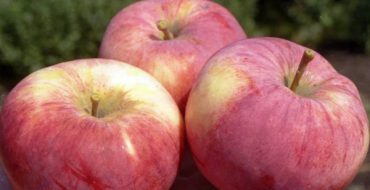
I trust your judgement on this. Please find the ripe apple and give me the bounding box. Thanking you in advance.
[99,0,246,111]
[0,59,183,189]
[185,37,369,189]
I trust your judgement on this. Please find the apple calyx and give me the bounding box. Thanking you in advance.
[289,49,315,92]
[90,93,100,117]
[156,20,174,40]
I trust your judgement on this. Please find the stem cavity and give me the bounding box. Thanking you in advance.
[90,93,100,117]
[156,20,174,40]
[289,49,315,92]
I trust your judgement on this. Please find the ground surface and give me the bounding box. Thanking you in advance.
[0,51,369,189]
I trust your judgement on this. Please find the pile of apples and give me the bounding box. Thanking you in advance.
[0,0,368,189]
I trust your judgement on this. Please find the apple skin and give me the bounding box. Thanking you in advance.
[0,59,183,190]
[99,0,246,111]
[185,37,369,190]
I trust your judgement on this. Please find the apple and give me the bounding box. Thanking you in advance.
[185,37,369,189]
[99,0,246,111]
[0,59,183,189]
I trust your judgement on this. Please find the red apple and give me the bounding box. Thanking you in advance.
[185,37,369,189]
[0,59,183,189]
[99,0,246,111]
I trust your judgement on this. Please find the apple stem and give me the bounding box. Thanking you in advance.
[289,49,315,92]
[156,20,174,40]
[90,93,100,117]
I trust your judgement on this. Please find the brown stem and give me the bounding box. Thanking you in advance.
[90,94,100,117]
[290,49,315,92]
[156,20,174,40]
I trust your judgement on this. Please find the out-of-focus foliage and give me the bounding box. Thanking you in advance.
[0,0,369,78]
[0,0,133,76]
[363,95,370,119]
[216,0,370,51]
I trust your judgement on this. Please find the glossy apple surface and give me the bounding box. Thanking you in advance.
[0,59,183,189]
[99,0,246,110]
[186,37,369,190]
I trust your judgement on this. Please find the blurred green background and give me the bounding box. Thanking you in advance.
[0,0,369,79]
[0,0,369,189]
[1,0,369,114]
